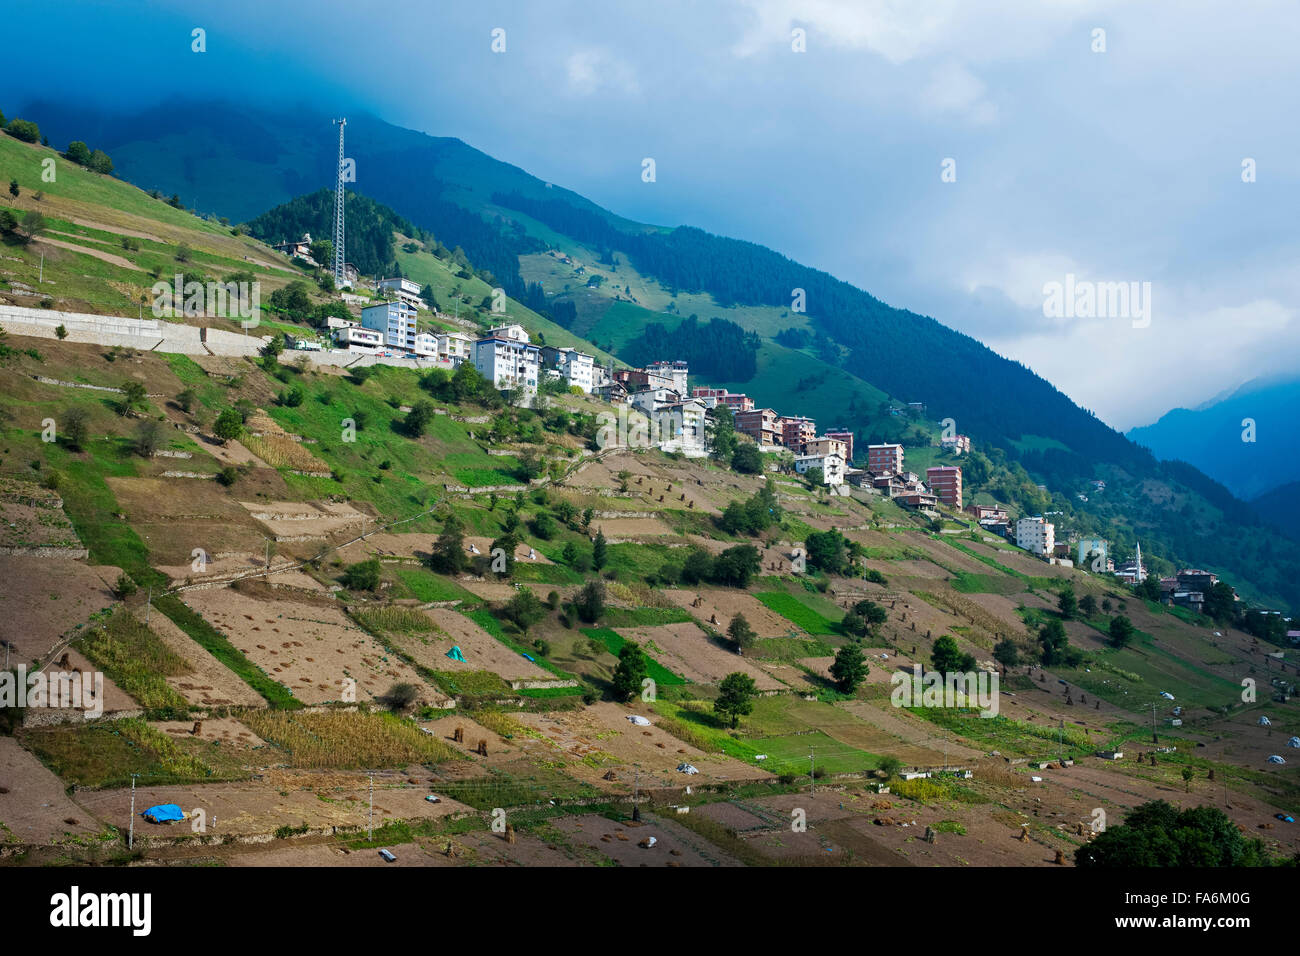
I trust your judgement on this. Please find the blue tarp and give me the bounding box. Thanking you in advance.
[141,804,185,824]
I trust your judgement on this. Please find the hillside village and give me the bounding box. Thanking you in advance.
[0,111,1297,872]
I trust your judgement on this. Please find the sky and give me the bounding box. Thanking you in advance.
[7,0,1300,430]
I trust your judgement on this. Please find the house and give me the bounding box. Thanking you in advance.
[967,503,1009,523]
[779,416,817,454]
[1176,569,1218,593]
[898,490,939,511]
[653,399,708,458]
[925,465,963,510]
[1287,630,1300,645]
[273,232,317,264]
[1113,543,1148,585]
[540,346,597,393]
[474,334,541,394]
[412,331,439,357]
[485,323,530,344]
[795,452,846,486]
[360,301,419,351]
[867,443,905,475]
[375,276,423,312]
[333,325,383,350]
[1015,516,1055,556]
[940,433,971,455]
[645,360,688,396]
[436,331,473,366]
[824,429,854,463]
[734,407,781,448]
[805,436,849,460]
[593,381,628,404]
[629,386,681,415]
[1077,537,1109,570]
[691,387,753,412]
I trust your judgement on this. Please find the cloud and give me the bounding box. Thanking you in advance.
[565,48,639,96]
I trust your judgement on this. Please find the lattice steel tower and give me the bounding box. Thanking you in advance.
[331,117,347,287]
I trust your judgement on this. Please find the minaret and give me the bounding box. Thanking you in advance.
[1135,541,1144,582]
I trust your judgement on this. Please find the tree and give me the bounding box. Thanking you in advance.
[341,558,381,591]
[710,544,761,587]
[707,404,737,463]
[1108,614,1136,649]
[1039,618,1069,664]
[113,573,137,599]
[830,643,869,693]
[54,324,67,340]
[1079,594,1098,617]
[681,547,713,584]
[592,528,607,570]
[429,514,468,574]
[731,442,763,475]
[118,380,147,416]
[715,672,758,728]
[64,141,92,166]
[877,755,903,780]
[405,399,436,437]
[728,612,756,651]
[1076,800,1270,867]
[803,466,824,488]
[503,588,547,635]
[7,179,17,201]
[1181,767,1194,792]
[611,642,649,702]
[132,418,165,458]
[1058,585,1078,621]
[213,407,243,443]
[853,599,888,629]
[87,149,114,175]
[931,634,966,673]
[6,119,40,143]
[1203,581,1236,623]
[993,638,1021,670]
[574,579,606,624]
[384,682,421,711]
[804,529,849,575]
[61,407,90,451]
[19,210,46,241]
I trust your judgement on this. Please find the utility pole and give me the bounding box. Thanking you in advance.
[39,253,44,284]
[1151,702,1158,744]
[128,773,140,850]
[809,747,815,794]
[632,769,640,822]
[145,587,152,626]
[367,774,374,839]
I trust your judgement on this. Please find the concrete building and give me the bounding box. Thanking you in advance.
[867,443,905,475]
[795,452,846,486]
[484,323,530,344]
[375,276,424,312]
[968,504,1010,523]
[825,429,854,463]
[541,346,597,393]
[806,436,849,461]
[653,399,708,458]
[940,434,972,455]
[779,416,817,454]
[1077,537,1109,571]
[474,333,540,393]
[360,301,418,351]
[735,407,781,447]
[436,331,473,366]
[1015,516,1055,556]
[691,387,754,413]
[645,360,688,397]
[332,324,383,350]
[925,465,963,510]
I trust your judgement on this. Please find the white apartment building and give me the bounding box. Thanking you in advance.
[361,301,418,351]
[333,325,383,350]
[436,331,473,366]
[795,452,846,486]
[375,277,423,312]
[1016,516,1056,556]
[474,335,541,393]
[540,346,596,392]
[413,331,439,358]
[653,399,708,458]
[485,323,530,344]
[645,360,688,397]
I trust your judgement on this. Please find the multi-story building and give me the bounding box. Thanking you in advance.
[412,331,439,357]
[436,331,473,366]
[332,324,383,350]
[691,387,753,413]
[735,407,781,447]
[779,416,817,454]
[645,360,688,397]
[825,429,854,463]
[925,465,963,510]
[629,386,680,416]
[1176,569,1218,593]
[614,367,673,392]
[940,433,972,455]
[1077,537,1109,571]
[474,333,540,393]
[1015,516,1055,556]
[484,323,530,344]
[653,399,708,458]
[867,443,905,475]
[375,276,424,312]
[540,346,597,393]
[360,301,418,351]
[968,504,1010,523]
[805,436,849,461]
[795,452,846,486]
